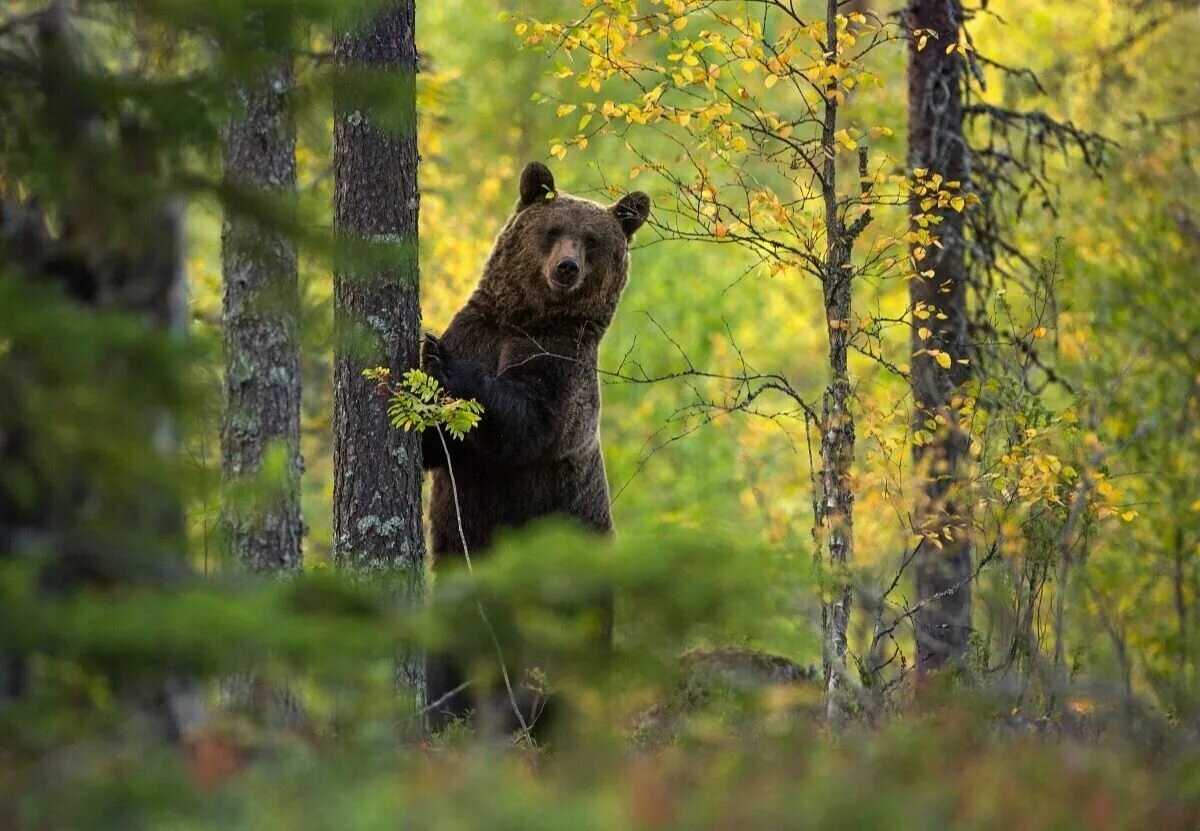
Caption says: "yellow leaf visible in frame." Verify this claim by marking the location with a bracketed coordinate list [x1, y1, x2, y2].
[1121, 510, 1138, 522]
[935, 351, 952, 369]
[549, 143, 567, 160]
[1032, 326, 1047, 339]
[556, 103, 577, 117]
[764, 73, 779, 89]
[950, 196, 965, 212]
[918, 327, 931, 340]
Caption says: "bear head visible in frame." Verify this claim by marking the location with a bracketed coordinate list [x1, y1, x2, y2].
[474, 161, 650, 329]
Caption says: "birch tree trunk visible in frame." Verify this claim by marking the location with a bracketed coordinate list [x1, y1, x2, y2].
[221, 61, 304, 573]
[332, 1, 425, 697]
[818, 0, 860, 722]
[907, 0, 973, 674]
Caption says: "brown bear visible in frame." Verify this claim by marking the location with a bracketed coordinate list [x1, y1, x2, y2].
[421, 161, 650, 735]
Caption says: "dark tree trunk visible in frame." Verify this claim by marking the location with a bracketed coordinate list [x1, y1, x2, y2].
[221, 61, 304, 573]
[332, 2, 425, 693]
[907, 0, 973, 674]
[128, 185, 206, 741]
[0, 2, 200, 736]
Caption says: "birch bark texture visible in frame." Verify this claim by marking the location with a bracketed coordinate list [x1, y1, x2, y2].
[221, 62, 304, 573]
[818, 0, 861, 722]
[907, 0, 973, 673]
[331, 3, 425, 591]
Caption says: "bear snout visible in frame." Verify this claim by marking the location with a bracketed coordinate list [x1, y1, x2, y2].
[552, 256, 581, 288]
[546, 234, 584, 290]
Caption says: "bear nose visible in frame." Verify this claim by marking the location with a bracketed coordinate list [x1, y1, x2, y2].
[554, 257, 580, 285]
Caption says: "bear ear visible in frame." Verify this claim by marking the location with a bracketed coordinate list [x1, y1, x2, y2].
[611, 191, 651, 238]
[518, 161, 556, 209]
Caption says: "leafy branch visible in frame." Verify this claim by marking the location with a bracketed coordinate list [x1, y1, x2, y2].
[362, 367, 483, 440]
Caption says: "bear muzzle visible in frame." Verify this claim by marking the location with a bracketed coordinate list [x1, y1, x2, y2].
[552, 256, 581, 289]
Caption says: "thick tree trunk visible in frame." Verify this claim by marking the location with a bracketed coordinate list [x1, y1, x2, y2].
[332, 2, 425, 694]
[0, 2, 200, 736]
[907, 0, 972, 674]
[221, 61, 303, 573]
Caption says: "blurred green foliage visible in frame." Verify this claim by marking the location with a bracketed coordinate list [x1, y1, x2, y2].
[2, 0, 1200, 827]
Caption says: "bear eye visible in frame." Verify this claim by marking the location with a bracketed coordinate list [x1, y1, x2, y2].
[583, 233, 599, 249]
[546, 227, 563, 244]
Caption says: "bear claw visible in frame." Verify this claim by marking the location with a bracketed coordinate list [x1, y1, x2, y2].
[421, 332, 445, 380]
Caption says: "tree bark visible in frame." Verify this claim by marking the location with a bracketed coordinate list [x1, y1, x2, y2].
[907, 0, 973, 674]
[819, 0, 858, 722]
[332, 2, 425, 694]
[221, 60, 304, 573]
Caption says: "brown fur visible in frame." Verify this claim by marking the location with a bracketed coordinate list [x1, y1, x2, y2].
[421, 162, 649, 735]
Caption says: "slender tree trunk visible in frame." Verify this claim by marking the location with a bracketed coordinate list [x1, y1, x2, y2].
[221, 60, 303, 573]
[819, 0, 858, 722]
[907, 0, 972, 674]
[332, 1, 425, 696]
[131, 183, 206, 741]
[1174, 527, 1190, 711]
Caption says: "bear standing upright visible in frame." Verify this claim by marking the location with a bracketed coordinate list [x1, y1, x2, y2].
[422, 161, 650, 733]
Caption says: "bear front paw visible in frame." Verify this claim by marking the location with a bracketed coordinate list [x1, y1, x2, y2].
[422, 332, 464, 395]
[421, 332, 443, 376]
